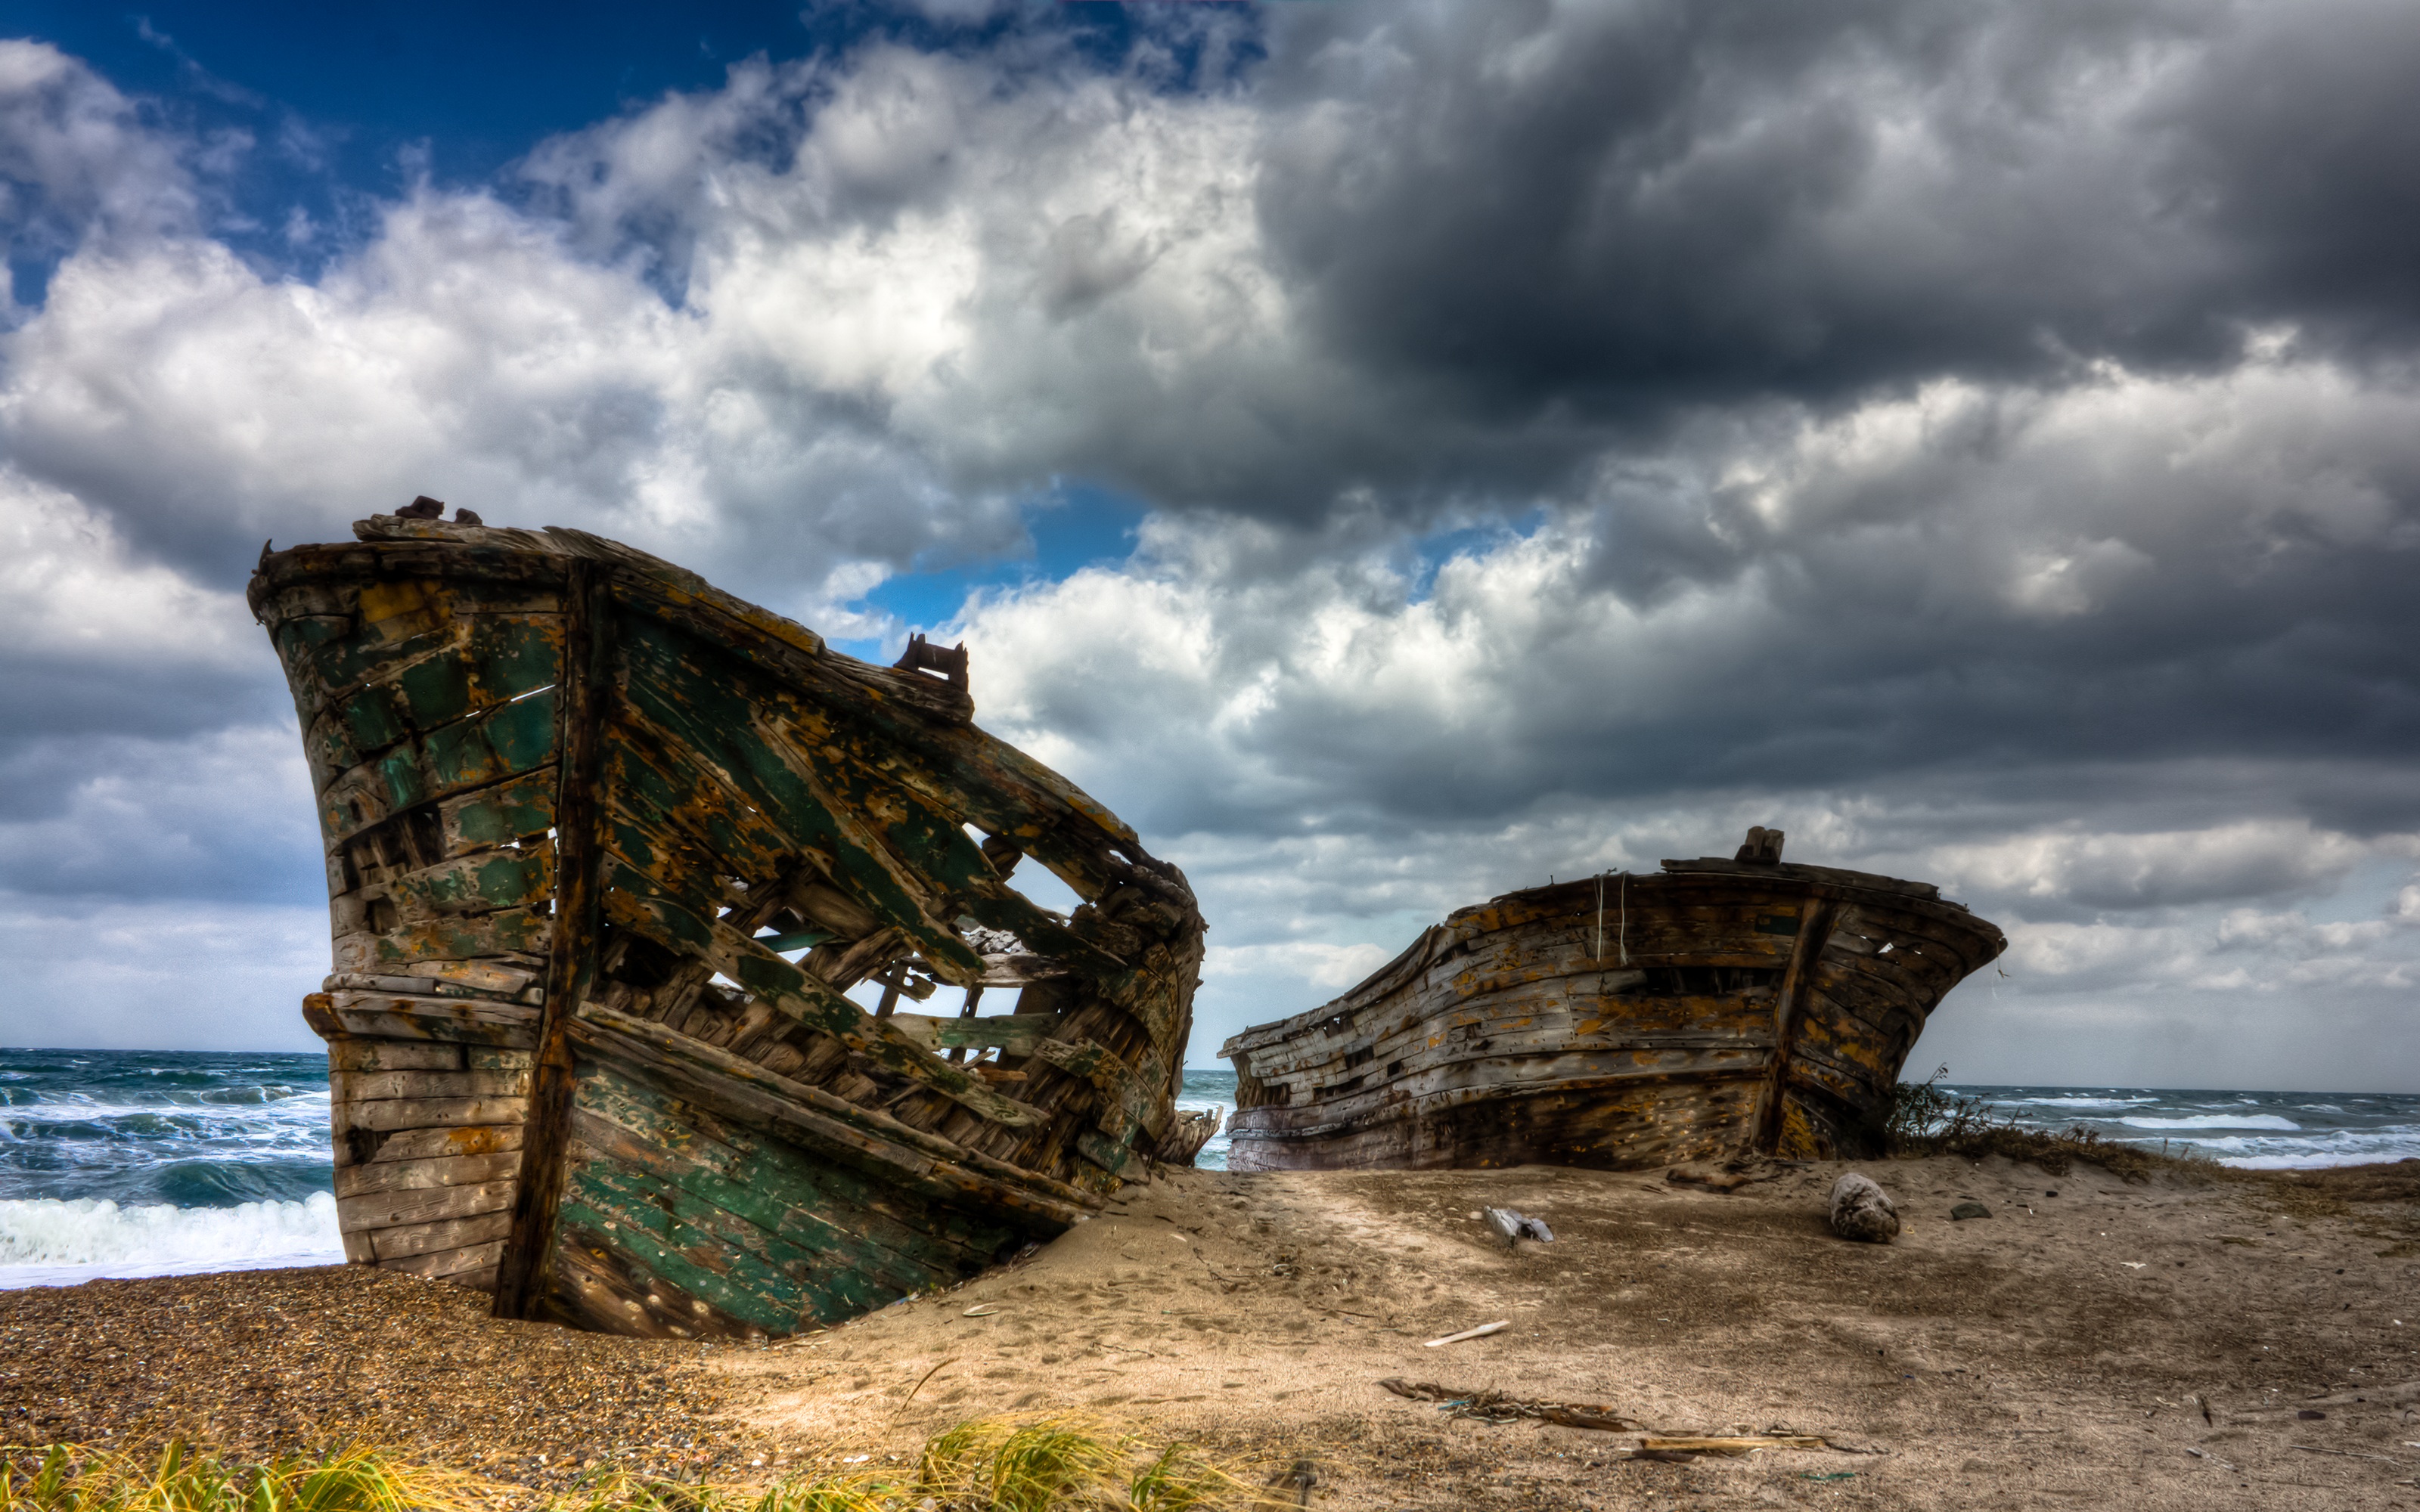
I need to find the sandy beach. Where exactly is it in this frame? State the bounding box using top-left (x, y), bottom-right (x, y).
top-left (5, 1154), bottom-right (2415, 1510)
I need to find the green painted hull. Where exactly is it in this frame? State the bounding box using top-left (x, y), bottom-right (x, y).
top-left (255, 514), bottom-right (1205, 1339)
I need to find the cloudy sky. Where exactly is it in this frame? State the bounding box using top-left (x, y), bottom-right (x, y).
top-left (3, 0), bottom-right (2416, 1089)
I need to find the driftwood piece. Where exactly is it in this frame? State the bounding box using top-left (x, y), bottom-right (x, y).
top-left (1379, 1378), bottom-right (1639, 1430)
top-left (1423, 1320), bottom-right (1510, 1347)
top-left (1829, 1172), bottom-right (1900, 1243)
top-left (1377, 1380), bottom-right (1879, 1458)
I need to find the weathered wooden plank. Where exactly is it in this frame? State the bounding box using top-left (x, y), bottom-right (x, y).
top-left (368, 1209), bottom-right (512, 1260)
top-left (334, 1149), bottom-right (524, 1198)
top-left (1028, 1036), bottom-right (1171, 1142)
top-left (383, 847), bottom-right (554, 919)
top-left (569, 1001), bottom-right (1094, 1225)
top-left (377, 1238), bottom-right (507, 1281)
top-left (324, 969), bottom-right (541, 1002)
top-left (342, 1095), bottom-right (531, 1132)
top-left (599, 868), bottom-right (1042, 1129)
top-left (306, 990), bottom-right (540, 1049)
top-left (614, 618), bottom-right (983, 980)
top-left (327, 1040), bottom-right (462, 1073)
top-left (315, 689), bottom-right (558, 847)
top-left (334, 1067), bottom-right (532, 1101)
top-left (566, 1083), bottom-right (1000, 1281)
top-left (340, 1178), bottom-right (515, 1234)
top-left (355, 1123), bottom-right (526, 1166)
top-left (440, 769), bottom-right (555, 856)
top-left (884, 1012), bottom-right (1064, 1056)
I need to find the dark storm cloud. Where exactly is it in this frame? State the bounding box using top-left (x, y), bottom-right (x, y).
top-left (1244, 0), bottom-right (2420, 465)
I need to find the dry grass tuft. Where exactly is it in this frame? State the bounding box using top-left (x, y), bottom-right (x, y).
top-left (0, 1441), bottom-right (490, 1512)
top-left (5, 1424), bottom-right (1273, 1512)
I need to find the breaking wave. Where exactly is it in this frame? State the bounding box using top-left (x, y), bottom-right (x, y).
top-left (2119, 1114), bottom-right (2303, 1132)
top-left (0, 1191), bottom-right (343, 1289)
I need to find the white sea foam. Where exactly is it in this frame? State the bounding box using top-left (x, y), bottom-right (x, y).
top-left (2007, 1095), bottom-right (2157, 1109)
top-left (0, 1192), bottom-right (344, 1290)
top-left (2118, 1114), bottom-right (2302, 1132)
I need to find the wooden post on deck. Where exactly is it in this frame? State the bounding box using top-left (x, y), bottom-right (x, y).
top-left (495, 559), bottom-right (611, 1320)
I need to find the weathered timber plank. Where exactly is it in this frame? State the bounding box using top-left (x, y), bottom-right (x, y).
top-left (758, 713), bottom-right (1130, 987)
top-left (340, 1178), bottom-right (515, 1234)
top-left (333, 1067), bottom-right (532, 1101)
top-left (306, 990), bottom-right (540, 1049)
top-left (312, 1007), bottom-right (538, 1050)
top-left (330, 959), bottom-right (541, 997)
top-left (566, 1092), bottom-right (994, 1287)
top-left (546, 1229), bottom-right (754, 1339)
top-left (883, 1013), bottom-right (1064, 1056)
top-left (602, 709), bottom-right (795, 889)
top-left (568, 1002), bottom-right (1094, 1225)
top-left (497, 558), bottom-right (609, 1321)
top-left (357, 1124), bottom-right (525, 1166)
top-left (382, 847), bottom-right (554, 920)
top-left (342, 1095), bottom-right (532, 1132)
top-left (1028, 1036), bottom-right (1171, 1142)
top-left (598, 869), bottom-right (1042, 1129)
top-left (327, 1040), bottom-right (463, 1073)
top-left (554, 1163), bottom-right (836, 1338)
top-left (613, 618), bottom-right (982, 981)
top-left (368, 1209), bottom-right (512, 1260)
top-left (560, 1151), bottom-right (866, 1334)
top-left (334, 1149), bottom-right (524, 1198)
top-left (377, 1238), bottom-right (506, 1281)
top-left (334, 908), bottom-right (551, 975)
top-left (570, 1055), bottom-right (1019, 1261)
top-left (315, 689), bottom-right (558, 847)
top-left (567, 1101), bottom-right (960, 1302)
top-left (440, 769), bottom-right (557, 856)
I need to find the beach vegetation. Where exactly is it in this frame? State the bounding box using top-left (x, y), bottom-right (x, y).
top-left (0, 1441), bottom-right (486, 1512)
top-left (1884, 1065), bottom-right (2204, 1182)
top-left (5, 1424), bottom-right (1267, 1512)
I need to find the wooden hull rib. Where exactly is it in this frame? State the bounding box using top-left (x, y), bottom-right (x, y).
top-left (1218, 849), bottom-right (2005, 1172)
top-left (254, 514), bottom-right (1206, 1338)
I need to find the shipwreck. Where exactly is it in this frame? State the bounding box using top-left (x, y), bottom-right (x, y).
top-left (1219, 829), bottom-right (2005, 1172)
top-left (251, 510), bottom-right (1207, 1338)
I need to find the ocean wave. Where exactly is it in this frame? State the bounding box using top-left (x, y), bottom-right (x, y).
top-left (2118, 1114), bottom-right (2302, 1131)
top-left (2004, 1096), bottom-right (2157, 1109)
top-left (0, 1191), bottom-right (343, 1287)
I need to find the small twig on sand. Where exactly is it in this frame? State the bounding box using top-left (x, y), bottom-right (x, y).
top-left (890, 1357), bottom-right (956, 1421)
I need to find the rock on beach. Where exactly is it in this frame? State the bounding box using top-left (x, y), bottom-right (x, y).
top-left (1828, 1171), bottom-right (1900, 1242)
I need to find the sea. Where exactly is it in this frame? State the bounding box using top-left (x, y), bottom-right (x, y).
top-left (5, 1049), bottom-right (2415, 1291)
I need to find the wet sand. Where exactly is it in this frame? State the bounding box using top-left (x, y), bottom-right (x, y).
top-left (5, 1154), bottom-right (2415, 1509)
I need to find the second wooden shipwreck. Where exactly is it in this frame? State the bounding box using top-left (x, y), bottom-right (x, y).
top-left (1220, 830), bottom-right (2005, 1172)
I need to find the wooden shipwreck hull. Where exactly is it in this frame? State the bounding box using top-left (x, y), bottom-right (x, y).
top-left (251, 513), bottom-right (1204, 1338)
top-left (1219, 832), bottom-right (2004, 1173)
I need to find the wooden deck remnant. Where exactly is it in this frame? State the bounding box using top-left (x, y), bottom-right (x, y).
top-left (1219, 831), bottom-right (2004, 1172)
top-left (254, 511), bottom-right (1205, 1338)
